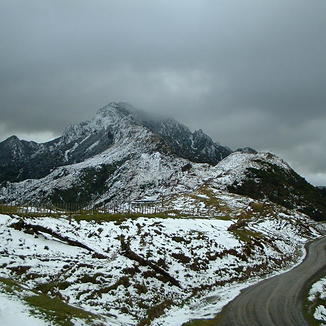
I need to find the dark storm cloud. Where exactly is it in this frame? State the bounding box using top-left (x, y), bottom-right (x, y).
top-left (0, 0), bottom-right (325, 184)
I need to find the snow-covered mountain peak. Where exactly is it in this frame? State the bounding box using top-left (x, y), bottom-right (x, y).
top-left (1, 101), bottom-right (231, 202)
top-left (0, 136), bottom-right (25, 160)
top-left (3, 135), bottom-right (20, 144)
top-left (58, 102), bottom-right (232, 166)
top-left (61, 102), bottom-right (145, 146)
top-left (193, 129), bottom-right (205, 137)
top-left (96, 101), bottom-right (134, 119)
top-left (211, 150), bottom-right (294, 189)
top-left (216, 151), bottom-right (292, 175)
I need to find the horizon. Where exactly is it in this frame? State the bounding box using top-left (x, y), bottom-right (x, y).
top-left (0, 101), bottom-right (324, 187)
top-left (1, 1), bottom-right (325, 186)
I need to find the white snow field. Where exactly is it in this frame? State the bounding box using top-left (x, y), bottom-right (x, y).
top-left (0, 189), bottom-right (323, 326)
top-left (308, 276), bottom-right (326, 324)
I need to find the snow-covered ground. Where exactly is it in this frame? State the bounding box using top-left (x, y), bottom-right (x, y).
top-left (0, 189), bottom-right (323, 326)
top-left (0, 292), bottom-right (47, 326)
top-left (0, 140), bottom-right (301, 210)
top-left (308, 276), bottom-right (326, 324)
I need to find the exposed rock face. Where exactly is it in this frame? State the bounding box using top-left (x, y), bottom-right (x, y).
top-left (0, 102), bottom-right (325, 221)
top-left (0, 102), bottom-right (231, 184)
top-left (213, 151), bottom-right (326, 221)
top-left (142, 118), bottom-right (231, 164)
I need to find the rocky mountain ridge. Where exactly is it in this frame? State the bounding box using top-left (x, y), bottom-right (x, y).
top-left (0, 102), bottom-right (326, 326)
top-left (0, 102), bottom-right (325, 221)
top-left (0, 102), bottom-right (231, 184)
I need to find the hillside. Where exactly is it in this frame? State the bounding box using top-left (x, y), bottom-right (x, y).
top-left (1, 102), bottom-right (326, 325)
top-left (0, 189), bottom-right (323, 326)
top-left (211, 152), bottom-right (326, 221)
top-left (0, 102), bottom-right (325, 222)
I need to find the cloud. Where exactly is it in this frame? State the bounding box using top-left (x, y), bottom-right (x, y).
top-left (0, 0), bottom-right (325, 184)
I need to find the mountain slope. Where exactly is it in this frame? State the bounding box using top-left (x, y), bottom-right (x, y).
top-left (211, 151), bottom-right (326, 221)
top-left (0, 189), bottom-right (323, 326)
top-left (140, 116), bottom-right (231, 164)
top-left (1, 102), bottom-right (326, 325)
top-left (0, 102), bottom-right (325, 221)
top-left (0, 102), bottom-right (231, 185)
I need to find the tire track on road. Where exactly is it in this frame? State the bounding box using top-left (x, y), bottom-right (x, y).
top-left (215, 236), bottom-right (326, 326)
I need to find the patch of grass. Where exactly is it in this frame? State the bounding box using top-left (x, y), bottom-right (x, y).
top-left (0, 277), bottom-right (21, 294)
top-left (232, 229), bottom-right (264, 243)
top-left (2, 202), bottom-right (232, 223)
top-left (71, 212), bottom-right (133, 222)
top-left (134, 283), bottom-right (148, 295)
top-left (171, 236), bottom-right (191, 244)
top-left (197, 187), bottom-right (232, 214)
top-left (72, 212), bottom-right (174, 223)
top-left (25, 294), bottom-right (101, 326)
top-left (0, 277), bottom-right (103, 326)
top-left (35, 281), bottom-right (71, 294)
top-left (137, 299), bottom-right (173, 326)
top-left (212, 215), bottom-right (235, 221)
top-left (0, 204), bottom-right (68, 218)
top-left (182, 319), bottom-right (218, 326)
top-left (249, 202), bottom-right (265, 212)
top-left (16, 212), bottom-right (66, 218)
top-left (7, 208), bottom-right (192, 224)
top-left (0, 205), bottom-right (21, 214)
top-left (78, 273), bottom-right (105, 284)
top-left (8, 265), bottom-right (31, 275)
top-left (227, 218), bottom-right (264, 243)
top-left (95, 276), bottom-right (131, 296)
top-left (171, 252), bottom-right (192, 264)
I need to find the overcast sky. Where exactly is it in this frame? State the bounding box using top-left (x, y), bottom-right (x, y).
top-left (0, 0), bottom-right (325, 185)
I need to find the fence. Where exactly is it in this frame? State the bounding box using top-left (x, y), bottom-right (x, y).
top-left (0, 201), bottom-right (167, 216)
top-left (0, 201), bottom-right (217, 218)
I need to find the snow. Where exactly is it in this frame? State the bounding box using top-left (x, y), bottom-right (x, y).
top-left (0, 149), bottom-right (293, 210)
top-left (308, 277), bottom-right (326, 301)
top-left (0, 102), bottom-right (324, 325)
top-left (0, 293), bottom-right (46, 326)
top-left (0, 214), bottom-right (11, 224)
top-left (1, 101), bottom-right (325, 326)
top-left (0, 189), bottom-right (322, 326)
top-left (209, 151), bottom-right (292, 189)
top-left (308, 276), bottom-right (326, 323)
top-left (314, 305), bottom-right (326, 322)
top-left (152, 282), bottom-right (249, 326)
top-left (0, 101), bottom-right (293, 210)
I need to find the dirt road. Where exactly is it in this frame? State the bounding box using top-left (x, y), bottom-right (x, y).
top-left (215, 236), bottom-right (326, 326)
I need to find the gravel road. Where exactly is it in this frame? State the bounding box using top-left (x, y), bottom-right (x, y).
top-left (215, 236), bottom-right (326, 326)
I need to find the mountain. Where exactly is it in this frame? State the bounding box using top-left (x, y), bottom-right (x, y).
top-left (318, 186), bottom-right (326, 196)
top-left (0, 102), bottom-right (326, 326)
top-left (0, 102), bottom-right (325, 221)
top-left (211, 151), bottom-right (326, 221)
top-left (0, 102), bottom-right (231, 185)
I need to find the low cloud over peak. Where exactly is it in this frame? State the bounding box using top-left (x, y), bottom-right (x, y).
top-left (0, 0), bottom-right (325, 185)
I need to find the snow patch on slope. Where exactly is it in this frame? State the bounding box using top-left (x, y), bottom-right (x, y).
top-left (0, 293), bottom-right (46, 326)
top-left (0, 190), bottom-right (322, 325)
top-left (211, 151), bottom-right (292, 189)
top-left (308, 276), bottom-right (326, 324)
